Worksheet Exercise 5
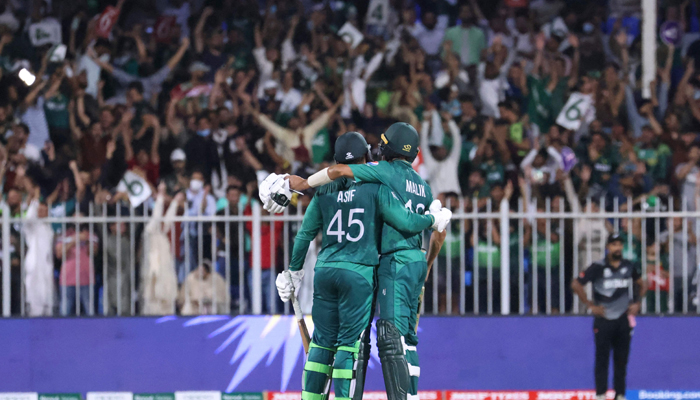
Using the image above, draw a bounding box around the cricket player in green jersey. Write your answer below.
[270,132,452,400]
[265,123,446,400]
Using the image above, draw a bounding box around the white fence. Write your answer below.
[1,198,698,317]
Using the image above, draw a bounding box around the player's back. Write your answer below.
[349,160,434,254]
[314,177,384,267]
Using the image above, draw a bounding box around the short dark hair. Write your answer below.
[190,167,205,178]
[128,81,144,95]
[18,123,30,133]
[95,38,111,49]
[226,185,242,193]
[196,113,210,124]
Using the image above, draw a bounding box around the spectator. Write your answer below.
[184,114,220,181]
[442,4,486,74]
[184,169,216,270]
[252,95,343,167]
[143,185,181,315]
[660,217,698,312]
[163,148,188,196]
[10,123,42,164]
[675,144,700,210]
[473,119,508,187]
[420,110,462,197]
[23,192,54,316]
[563,171,612,284]
[55,219,99,316]
[644,242,670,314]
[178,259,228,315]
[104,209,131,316]
[531,205,565,313]
[194,7,228,83]
[216,184,246,310]
[90,37,191,104]
[244,204,283,314]
[577,131,620,199]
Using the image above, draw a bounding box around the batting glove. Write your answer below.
[430,207,453,232]
[275,270,304,302]
[259,173,291,214]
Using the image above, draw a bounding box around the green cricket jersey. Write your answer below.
[289,178,435,271]
[349,160,435,255]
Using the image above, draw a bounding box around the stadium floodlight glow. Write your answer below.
[18,68,36,86]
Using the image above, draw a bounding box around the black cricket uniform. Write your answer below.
[577,259,641,397]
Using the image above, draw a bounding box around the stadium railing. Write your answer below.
[1,198,698,317]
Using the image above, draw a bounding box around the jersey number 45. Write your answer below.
[327,209,365,243]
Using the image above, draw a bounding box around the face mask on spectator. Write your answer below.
[190,179,204,193]
[197,129,211,137]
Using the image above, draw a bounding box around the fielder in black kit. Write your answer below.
[571,234,647,400]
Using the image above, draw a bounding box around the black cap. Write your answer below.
[334,131,370,163]
[607,233,623,245]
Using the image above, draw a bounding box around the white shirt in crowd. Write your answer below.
[420,113,462,196]
[142,193,179,315]
[253,47,274,98]
[412,20,448,56]
[78,52,103,98]
[341,52,384,118]
[19,96,50,150]
[23,200,54,316]
[275,87,303,114]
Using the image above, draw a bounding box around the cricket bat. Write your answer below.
[285,271,311,353]
[415,286,425,333]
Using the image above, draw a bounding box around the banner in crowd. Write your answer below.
[95,6,121,38]
[117,171,153,207]
[555,92,595,131]
[154,16,177,43]
[0,317,698,392]
[29,20,62,46]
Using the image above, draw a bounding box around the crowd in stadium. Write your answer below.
[0,0,698,317]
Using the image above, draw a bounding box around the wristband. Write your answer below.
[307,168,332,188]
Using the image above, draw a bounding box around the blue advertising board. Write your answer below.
[0,316,698,392]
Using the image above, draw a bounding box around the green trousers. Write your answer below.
[377,250,427,397]
[302,263,374,400]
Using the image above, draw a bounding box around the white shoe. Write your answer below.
[615,396,626,400]
[596,395,605,400]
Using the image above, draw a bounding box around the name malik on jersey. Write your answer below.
[406,180,426,197]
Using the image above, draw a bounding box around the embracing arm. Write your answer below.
[287,164,355,192]
[377,185,434,234]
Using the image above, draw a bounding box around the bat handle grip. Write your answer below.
[285,270,304,320]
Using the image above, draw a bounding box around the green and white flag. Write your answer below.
[338,22,364,49]
[365,0,389,26]
[29,21,62,47]
[556,92,595,131]
[117,171,153,207]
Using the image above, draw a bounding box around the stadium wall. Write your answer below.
[0,316,698,392]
